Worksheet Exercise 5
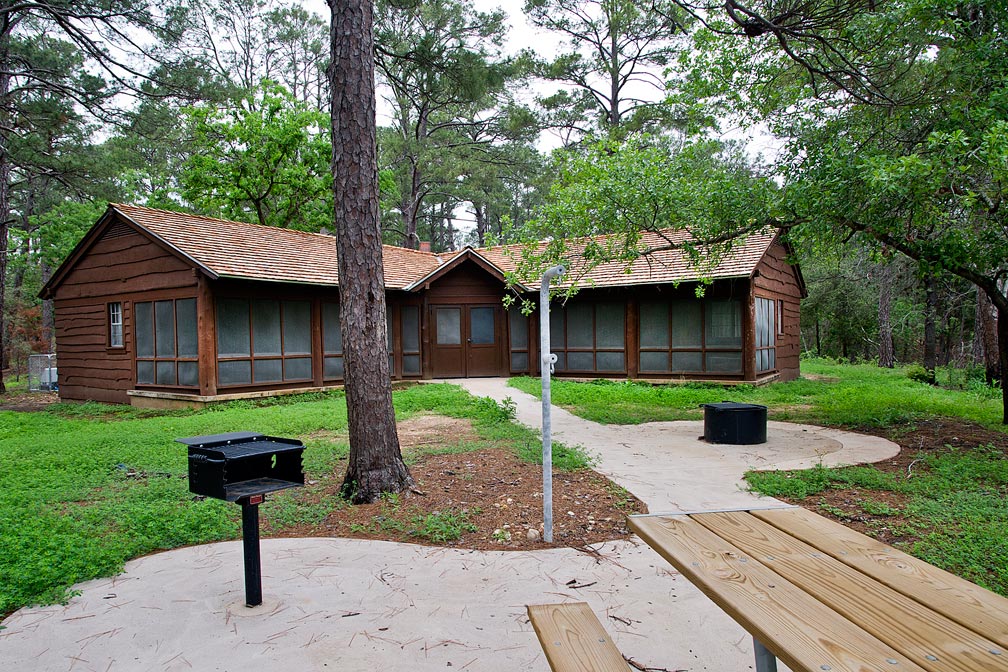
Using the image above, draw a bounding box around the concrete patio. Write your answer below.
[0,379,900,671]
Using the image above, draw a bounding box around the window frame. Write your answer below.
[108,302,124,349]
[636,298,744,375]
[551,301,627,374]
[754,296,777,374]
[215,297,314,388]
[134,297,199,389]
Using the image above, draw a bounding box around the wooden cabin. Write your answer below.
[39,204,806,407]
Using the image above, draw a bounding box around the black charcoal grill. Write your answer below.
[180,432,305,606]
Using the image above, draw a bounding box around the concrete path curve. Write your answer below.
[0,379,900,672]
[457,378,900,513]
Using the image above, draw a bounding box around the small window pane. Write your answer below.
[176,299,198,358]
[284,357,312,381]
[178,361,199,387]
[137,360,155,384]
[156,361,177,385]
[567,351,594,371]
[219,360,251,385]
[402,305,420,352]
[706,351,742,373]
[436,308,461,345]
[706,300,742,347]
[254,359,283,382]
[470,307,495,345]
[109,303,123,347]
[155,300,176,358]
[135,302,154,357]
[596,303,625,348]
[508,307,528,349]
[323,302,342,354]
[639,302,669,349]
[283,301,312,355]
[566,303,593,348]
[510,352,529,372]
[324,356,344,379]
[639,351,669,373]
[217,299,251,357]
[549,307,564,346]
[671,301,702,348]
[252,300,282,356]
[402,354,421,376]
[671,351,703,372]
[596,351,624,372]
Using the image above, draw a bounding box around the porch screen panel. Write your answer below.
[639,302,670,372]
[550,301,626,374]
[704,299,743,374]
[401,305,421,376]
[636,297,741,376]
[136,298,199,389]
[595,303,625,372]
[216,297,317,387]
[252,300,282,355]
[283,301,312,355]
[322,301,343,380]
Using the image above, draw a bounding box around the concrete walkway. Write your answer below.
[458,378,899,513]
[0,380,900,672]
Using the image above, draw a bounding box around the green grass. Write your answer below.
[746,444,1008,595]
[0,383,590,615]
[509,358,1006,428]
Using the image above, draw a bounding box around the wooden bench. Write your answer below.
[628,506,1008,672]
[527,602,630,671]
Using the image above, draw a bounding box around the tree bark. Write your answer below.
[0,29,9,394]
[923,275,937,382]
[328,0,414,502]
[877,263,894,367]
[975,289,999,384]
[999,304,1007,425]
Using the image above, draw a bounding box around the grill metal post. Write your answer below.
[240,496,263,607]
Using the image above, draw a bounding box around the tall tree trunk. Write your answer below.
[328,0,414,502]
[877,263,894,367]
[41,260,53,351]
[976,289,999,385]
[923,275,937,382]
[998,304,1007,424]
[0,31,9,394]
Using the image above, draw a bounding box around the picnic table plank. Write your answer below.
[751,507,1008,649]
[629,514,929,672]
[526,602,630,671]
[694,511,1007,672]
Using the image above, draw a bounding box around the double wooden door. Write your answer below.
[430,304,502,377]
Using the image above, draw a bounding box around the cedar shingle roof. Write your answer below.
[112,203,452,290]
[107,204,776,291]
[478,228,777,289]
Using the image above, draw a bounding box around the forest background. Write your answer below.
[0,0,1004,405]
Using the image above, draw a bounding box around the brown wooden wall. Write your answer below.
[752,240,805,381]
[52,224,198,403]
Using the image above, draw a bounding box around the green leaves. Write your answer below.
[181,80,332,231]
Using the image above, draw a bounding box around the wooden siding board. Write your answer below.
[752,241,803,381]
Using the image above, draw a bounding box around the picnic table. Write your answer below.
[628,506,1008,672]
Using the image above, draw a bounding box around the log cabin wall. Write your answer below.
[52,221,198,403]
[752,240,804,381]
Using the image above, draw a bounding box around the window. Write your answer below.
[108,302,123,348]
[550,301,626,374]
[401,305,421,376]
[755,297,776,373]
[322,302,344,380]
[135,298,198,387]
[216,298,313,386]
[637,298,743,374]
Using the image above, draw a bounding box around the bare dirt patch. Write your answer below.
[265,414,647,550]
[0,391,58,412]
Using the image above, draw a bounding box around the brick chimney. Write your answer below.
[418,241,432,252]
